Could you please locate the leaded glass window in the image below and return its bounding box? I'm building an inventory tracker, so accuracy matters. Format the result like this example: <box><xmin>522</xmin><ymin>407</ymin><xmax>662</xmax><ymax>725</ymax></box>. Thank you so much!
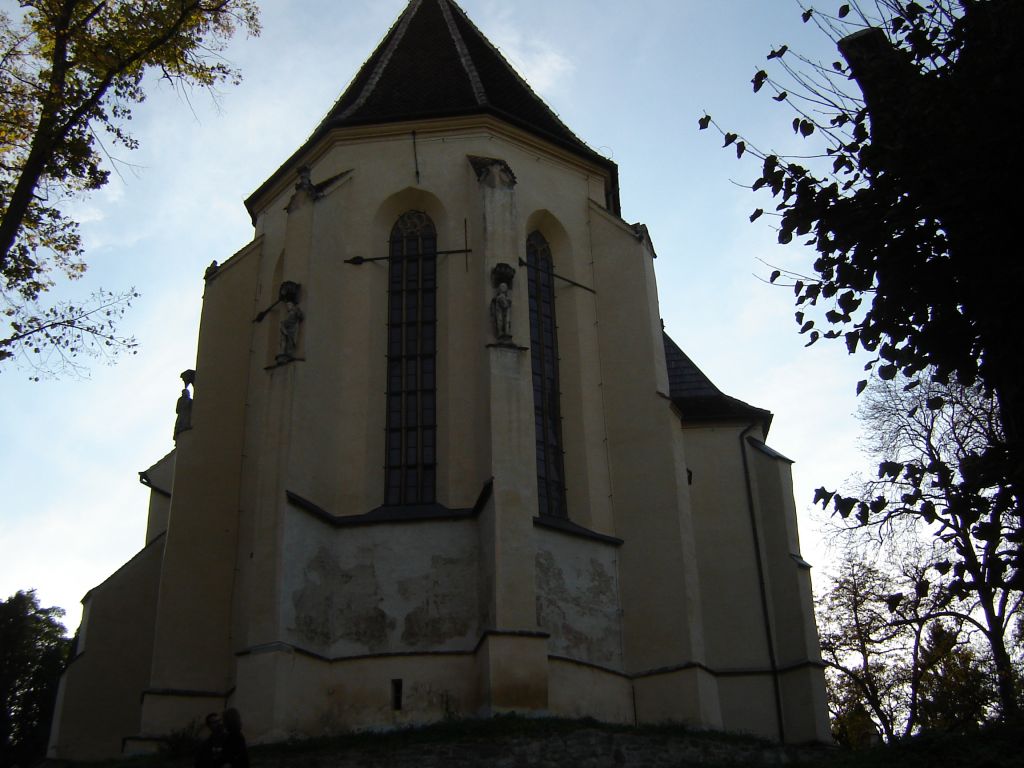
<box><xmin>385</xmin><ymin>211</ymin><xmax>437</xmax><ymax>506</ymax></box>
<box><xmin>527</xmin><ymin>231</ymin><xmax>567</xmax><ymax>518</ymax></box>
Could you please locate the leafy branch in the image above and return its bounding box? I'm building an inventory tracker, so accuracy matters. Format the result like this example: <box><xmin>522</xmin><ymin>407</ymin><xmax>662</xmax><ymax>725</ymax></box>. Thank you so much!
<box><xmin>1</xmin><ymin>287</ymin><xmax>138</xmax><ymax>379</ymax></box>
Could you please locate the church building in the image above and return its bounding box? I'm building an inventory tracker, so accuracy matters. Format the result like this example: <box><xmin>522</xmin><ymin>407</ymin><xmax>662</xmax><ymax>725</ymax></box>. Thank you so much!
<box><xmin>48</xmin><ymin>0</ymin><xmax>830</xmax><ymax>758</ymax></box>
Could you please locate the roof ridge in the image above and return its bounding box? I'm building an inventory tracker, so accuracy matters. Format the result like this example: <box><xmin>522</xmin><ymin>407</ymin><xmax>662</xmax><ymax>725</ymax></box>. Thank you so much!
<box><xmin>443</xmin><ymin>0</ymin><xmax>593</xmax><ymax>153</ymax></box>
<box><xmin>662</xmin><ymin>331</ymin><xmax>723</xmax><ymax>397</ymax></box>
<box><xmin>245</xmin><ymin>0</ymin><xmax>624</xmax><ymax>220</ymax></box>
<box><xmin>437</xmin><ymin>0</ymin><xmax>487</xmax><ymax>106</ymax></box>
<box><xmin>662</xmin><ymin>331</ymin><xmax>774</xmax><ymax>434</ymax></box>
<box><xmin>332</xmin><ymin>0</ymin><xmax>423</xmax><ymax>124</ymax></box>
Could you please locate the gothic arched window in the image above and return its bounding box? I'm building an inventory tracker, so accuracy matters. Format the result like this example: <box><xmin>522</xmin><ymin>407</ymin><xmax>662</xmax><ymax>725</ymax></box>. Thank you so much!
<box><xmin>526</xmin><ymin>231</ymin><xmax>567</xmax><ymax>518</ymax></box>
<box><xmin>385</xmin><ymin>211</ymin><xmax>437</xmax><ymax>506</ymax></box>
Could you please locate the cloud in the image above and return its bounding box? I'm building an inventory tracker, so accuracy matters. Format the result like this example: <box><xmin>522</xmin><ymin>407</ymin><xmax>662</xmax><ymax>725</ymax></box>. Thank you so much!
<box><xmin>0</xmin><ymin>459</ymin><xmax>150</xmax><ymax>632</ymax></box>
<box><xmin>475</xmin><ymin>5</ymin><xmax>575</xmax><ymax>97</ymax></box>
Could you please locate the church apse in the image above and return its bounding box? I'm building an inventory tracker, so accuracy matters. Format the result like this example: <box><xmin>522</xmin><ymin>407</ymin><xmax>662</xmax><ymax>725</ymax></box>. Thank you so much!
<box><xmin>47</xmin><ymin>0</ymin><xmax>830</xmax><ymax>756</ymax></box>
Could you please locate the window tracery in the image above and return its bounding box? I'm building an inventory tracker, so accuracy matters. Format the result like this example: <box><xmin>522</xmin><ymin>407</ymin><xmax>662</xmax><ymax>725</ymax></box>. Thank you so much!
<box><xmin>385</xmin><ymin>210</ymin><xmax>438</xmax><ymax>506</ymax></box>
<box><xmin>527</xmin><ymin>230</ymin><xmax>567</xmax><ymax>518</ymax></box>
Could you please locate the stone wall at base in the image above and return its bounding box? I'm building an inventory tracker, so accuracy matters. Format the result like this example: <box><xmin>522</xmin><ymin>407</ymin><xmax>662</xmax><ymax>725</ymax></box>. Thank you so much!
<box><xmin>238</xmin><ymin>724</ymin><xmax>833</xmax><ymax>768</ymax></box>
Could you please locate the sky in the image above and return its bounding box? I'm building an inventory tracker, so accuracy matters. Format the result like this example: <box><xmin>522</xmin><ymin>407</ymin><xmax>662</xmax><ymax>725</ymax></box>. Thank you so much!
<box><xmin>0</xmin><ymin>0</ymin><xmax>872</xmax><ymax>632</ymax></box>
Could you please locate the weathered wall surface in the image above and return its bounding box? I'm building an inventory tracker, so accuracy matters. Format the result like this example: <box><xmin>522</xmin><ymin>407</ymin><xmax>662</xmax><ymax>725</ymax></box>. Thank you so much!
<box><xmin>547</xmin><ymin>659</ymin><xmax>633</xmax><ymax>724</ymax></box>
<box><xmin>247</xmin><ymin>119</ymin><xmax>614</xmax><ymax>523</ymax></box>
<box><xmin>535</xmin><ymin>528</ymin><xmax>622</xmax><ymax>669</ymax></box>
<box><xmin>234</xmin><ymin>649</ymin><xmax>481</xmax><ymax>739</ymax></box>
<box><xmin>282</xmin><ymin>512</ymin><xmax>480</xmax><ymax>657</ymax></box>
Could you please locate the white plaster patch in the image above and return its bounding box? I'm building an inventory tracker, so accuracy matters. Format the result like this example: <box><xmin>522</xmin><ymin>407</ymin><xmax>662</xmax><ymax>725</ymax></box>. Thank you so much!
<box><xmin>535</xmin><ymin>528</ymin><xmax>622</xmax><ymax>668</ymax></box>
<box><xmin>282</xmin><ymin>512</ymin><xmax>480</xmax><ymax>657</ymax></box>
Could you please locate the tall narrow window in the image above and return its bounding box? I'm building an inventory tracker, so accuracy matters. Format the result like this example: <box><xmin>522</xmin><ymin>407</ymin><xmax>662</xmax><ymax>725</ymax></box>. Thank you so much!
<box><xmin>385</xmin><ymin>211</ymin><xmax>437</xmax><ymax>506</ymax></box>
<box><xmin>527</xmin><ymin>231</ymin><xmax>567</xmax><ymax>518</ymax></box>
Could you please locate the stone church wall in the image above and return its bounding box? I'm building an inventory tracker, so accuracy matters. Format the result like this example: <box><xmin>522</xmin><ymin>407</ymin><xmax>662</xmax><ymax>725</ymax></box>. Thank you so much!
<box><xmin>48</xmin><ymin>536</ymin><xmax>164</xmax><ymax>760</ymax></box>
<box><xmin>282</xmin><ymin>511</ymin><xmax>480</xmax><ymax>657</ymax></box>
<box><xmin>535</xmin><ymin>528</ymin><xmax>622</xmax><ymax>669</ymax></box>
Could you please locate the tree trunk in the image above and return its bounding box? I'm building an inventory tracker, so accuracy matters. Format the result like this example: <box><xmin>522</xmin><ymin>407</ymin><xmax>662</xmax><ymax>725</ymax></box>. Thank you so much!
<box><xmin>0</xmin><ymin>126</ymin><xmax>60</xmax><ymax>267</ymax></box>
<box><xmin>979</xmin><ymin>594</ymin><xmax>1019</xmax><ymax>720</ymax></box>
<box><xmin>0</xmin><ymin>2</ymin><xmax>75</xmax><ymax>271</ymax></box>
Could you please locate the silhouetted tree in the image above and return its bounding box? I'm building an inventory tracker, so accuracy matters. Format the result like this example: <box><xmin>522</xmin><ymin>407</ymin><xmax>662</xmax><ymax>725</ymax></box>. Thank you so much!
<box><xmin>818</xmin><ymin>554</ymin><xmax>911</xmax><ymax>742</ymax></box>
<box><xmin>0</xmin><ymin>591</ymin><xmax>70</xmax><ymax>768</ymax></box>
<box><xmin>701</xmin><ymin>0</ymin><xmax>1024</xmax><ymax>717</ymax></box>
<box><xmin>818</xmin><ymin>547</ymin><xmax>1004</xmax><ymax>741</ymax></box>
<box><xmin>817</xmin><ymin>548</ymin><xmax>959</xmax><ymax>740</ymax></box>
<box><xmin>0</xmin><ymin>0</ymin><xmax>260</xmax><ymax>378</ymax></box>
<box><xmin>819</xmin><ymin>374</ymin><xmax>1021</xmax><ymax>717</ymax></box>
<box><xmin>916</xmin><ymin>623</ymin><xmax>995</xmax><ymax>733</ymax></box>
<box><xmin>829</xmin><ymin>697</ymin><xmax>881</xmax><ymax>749</ymax></box>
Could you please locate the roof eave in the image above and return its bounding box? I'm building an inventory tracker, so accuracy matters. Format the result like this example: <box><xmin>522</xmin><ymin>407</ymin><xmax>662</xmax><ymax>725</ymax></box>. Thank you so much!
<box><xmin>672</xmin><ymin>395</ymin><xmax>775</xmax><ymax>437</ymax></box>
<box><xmin>244</xmin><ymin>110</ymin><xmax>620</xmax><ymax>224</ymax></box>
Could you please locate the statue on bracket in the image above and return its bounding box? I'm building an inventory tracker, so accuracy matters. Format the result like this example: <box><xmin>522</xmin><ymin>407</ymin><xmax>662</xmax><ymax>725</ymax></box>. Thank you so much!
<box><xmin>277</xmin><ymin>281</ymin><xmax>304</xmax><ymax>363</ymax></box>
<box><xmin>468</xmin><ymin>156</ymin><xmax>517</xmax><ymax>189</ymax></box>
<box><xmin>173</xmin><ymin>369</ymin><xmax>197</xmax><ymax>440</ymax></box>
<box><xmin>295</xmin><ymin>165</ymin><xmax>319</xmax><ymax>199</ymax></box>
<box><xmin>490</xmin><ymin>262</ymin><xmax>516</xmax><ymax>343</ymax></box>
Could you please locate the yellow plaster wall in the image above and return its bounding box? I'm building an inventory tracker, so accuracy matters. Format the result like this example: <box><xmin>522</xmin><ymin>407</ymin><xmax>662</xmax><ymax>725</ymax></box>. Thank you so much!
<box><xmin>233</xmin><ymin>650</ymin><xmax>480</xmax><ymax>741</ymax></box>
<box><xmin>685</xmin><ymin>425</ymin><xmax>774</xmax><ymax>670</ymax></box>
<box><xmin>589</xmin><ymin>207</ymin><xmax>709</xmax><ymax>682</ymax></box>
<box><xmin>48</xmin><ymin>537</ymin><xmax>164</xmax><ymax>761</ymax></box>
<box><xmin>686</xmin><ymin>425</ymin><xmax>829</xmax><ymax>742</ymax></box>
<box><xmin>142</xmin><ymin>451</ymin><xmax>175</xmax><ymax>544</ymax></box>
<box><xmin>716</xmin><ymin>675</ymin><xmax>780</xmax><ymax>741</ymax></box>
<box><xmin>547</xmin><ymin>659</ymin><xmax>633</xmax><ymax>724</ymax></box>
<box><xmin>241</xmin><ymin>121</ymin><xmax>615</xmax><ymax>523</ymax></box>
<box><xmin>633</xmin><ymin>668</ymin><xmax>722</xmax><ymax>729</ymax></box>
<box><xmin>53</xmin><ymin>113</ymin><xmax>830</xmax><ymax>751</ymax></box>
<box><xmin>749</xmin><ymin>448</ymin><xmax>831</xmax><ymax>743</ymax></box>
<box><xmin>146</xmin><ymin>240</ymin><xmax>261</xmax><ymax>698</ymax></box>
<box><xmin>750</xmin><ymin>447</ymin><xmax>820</xmax><ymax>666</ymax></box>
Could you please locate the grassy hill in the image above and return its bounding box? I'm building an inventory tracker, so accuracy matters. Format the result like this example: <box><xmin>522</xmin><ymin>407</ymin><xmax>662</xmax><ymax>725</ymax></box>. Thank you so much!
<box><xmin>51</xmin><ymin>716</ymin><xmax>1024</xmax><ymax>768</ymax></box>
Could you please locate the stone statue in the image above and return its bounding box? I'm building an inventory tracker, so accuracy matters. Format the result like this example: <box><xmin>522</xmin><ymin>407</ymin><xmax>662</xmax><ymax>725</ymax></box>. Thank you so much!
<box><xmin>490</xmin><ymin>262</ymin><xmax>516</xmax><ymax>343</ymax></box>
<box><xmin>296</xmin><ymin>166</ymin><xmax>316</xmax><ymax>196</ymax></box>
<box><xmin>173</xmin><ymin>389</ymin><xmax>192</xmax><ymax>439</ymax></box>
<box><xmin>468</xmin><ymin>156</ymin><xmax>517</xmax><ymax>189</ymax></box>
<box><xmin>173</xmin><ymin>369</ymin><xmax>196</xmax><ymax>440</ymax></box>
<box><xmin>278</xmin><ymin>301</ymin><xmax>304</xmax><ymax>362</ymax></box>
<box><xmin>491</xmin><ymin>282</ymin><xmax>513</xmax><ymax>341</ymax></box>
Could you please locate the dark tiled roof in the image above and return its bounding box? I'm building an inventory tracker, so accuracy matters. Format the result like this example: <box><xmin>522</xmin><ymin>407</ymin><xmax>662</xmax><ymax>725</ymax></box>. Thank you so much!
<box><xmin>663</xmin><ymin>332</ymin><xmax>773</xmax><ymax>433</ymax></box>
<box><xmin>322</xmin><ymin>0</ymin><xmax>479</xmax><ymax>129</ymax></box>
<box><xmin>247</xmin><ymin>0</ymin><xmax>620</xmax><ymax>217</ymax></box>
<box><xmin>321</xmin><ymin>0</ymin><xmax>613</xmax><ymax>170</ymax></box>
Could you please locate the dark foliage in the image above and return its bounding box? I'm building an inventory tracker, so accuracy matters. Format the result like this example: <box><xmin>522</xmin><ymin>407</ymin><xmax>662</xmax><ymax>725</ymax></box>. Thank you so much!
<box><xmin>820</xmin><ymin>376</ymin><xmax>1020</xmax><ymax>719</ymax></box>
<box><xmin>915</xmin><ymin>623</ymin><xmax>994</xmax><ymax>733</ymax></box>
<box><xmin>701</xmin><ymin>0</ymin><xmax>1024</xmax><ymax>718</ymax></box>
<box><xmin>0</xmin><ymin>590</ymin><xmax>70</xmax><ymax>768</ymax></box>
<box><xmin>0</xmin><ymin>0</ymin><xmax>260</xmax><ymax>377</ymax></box>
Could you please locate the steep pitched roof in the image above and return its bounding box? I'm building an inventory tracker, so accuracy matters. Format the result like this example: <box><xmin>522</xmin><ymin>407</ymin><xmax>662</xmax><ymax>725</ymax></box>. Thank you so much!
<box><xmin>246</xmin><ymin>0</ymin><xmax>620</xmax><ymax>217</ymax></box>
<box><xmin>663</xmin><ymin>332</ymin><xmax>773</xmax><ymax>434</ymax></box>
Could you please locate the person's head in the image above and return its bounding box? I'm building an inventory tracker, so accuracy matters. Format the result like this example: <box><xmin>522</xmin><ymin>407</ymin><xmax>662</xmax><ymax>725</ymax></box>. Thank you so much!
<box><xmin>205</xmin><ymin>712</ymin><xmax>223</xmax><ymax>734</ymax></box>
<box><xmin>223</xmin><ymin>708</ymin><xmax>242</xmax><ymax>735</ymax></box>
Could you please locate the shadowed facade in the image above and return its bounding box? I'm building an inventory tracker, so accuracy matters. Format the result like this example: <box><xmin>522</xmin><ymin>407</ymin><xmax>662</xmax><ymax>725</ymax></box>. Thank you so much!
<box><xmin>48</xmin><ymin>1</ymin><xmax>830</xmax><ymax>758</ymax></box>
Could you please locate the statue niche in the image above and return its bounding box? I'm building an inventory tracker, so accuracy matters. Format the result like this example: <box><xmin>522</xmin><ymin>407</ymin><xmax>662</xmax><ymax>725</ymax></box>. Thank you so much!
<box><xmin>276</xmin><ymin>281</ymin><xmax>304</xmax><ymax>364</ymax></box>
<box><xmin>490</xmin><ymin>262</ymin><xmax>516</xmax><ymax>344</ymax></box>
